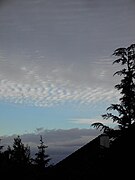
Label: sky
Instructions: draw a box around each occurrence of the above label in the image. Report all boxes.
[0,0,135,164]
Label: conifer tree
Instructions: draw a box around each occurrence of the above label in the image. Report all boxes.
[34,135,50,169]
[0,139,3,153]
[10,136,31,166]
[0,139,4,166]
[92,44,135,136]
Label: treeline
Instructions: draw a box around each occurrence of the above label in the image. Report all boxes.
[0,135,52,179]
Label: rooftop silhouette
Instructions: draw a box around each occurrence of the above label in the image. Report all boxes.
[50,123,135,179]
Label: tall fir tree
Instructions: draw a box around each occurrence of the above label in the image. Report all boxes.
[0,139,4,167]
[34,135,50,170]
[92,44,135,136]
[9,136,31,166]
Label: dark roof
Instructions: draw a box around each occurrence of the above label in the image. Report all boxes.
[52,134,107,179]
[55,135,100,168]
[50,124,135,179]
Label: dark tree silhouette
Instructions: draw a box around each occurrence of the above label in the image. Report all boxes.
[0,139,4,167]
[0,139,3,151]
[0,135,53,180]
[92,44,135,136]
[9,135,31,166]
[34,135,50,170]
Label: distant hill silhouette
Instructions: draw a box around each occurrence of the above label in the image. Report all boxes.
[50,124,135,179]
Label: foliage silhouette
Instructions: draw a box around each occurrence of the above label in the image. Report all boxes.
[8,135,31,166]
[0,139,3,152]
[92,43,135,137]
[34,135,51,170]
[0,135,52,180]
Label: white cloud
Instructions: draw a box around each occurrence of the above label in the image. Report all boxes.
[70,118,99,125]
[70,118,117,127]
[0,74,119,107]
[0,60,120,108]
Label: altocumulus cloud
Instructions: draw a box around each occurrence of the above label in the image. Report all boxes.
[0,128,101,164]
[0,72,119,108]
[0,0,130,108]
[0,62,121,109]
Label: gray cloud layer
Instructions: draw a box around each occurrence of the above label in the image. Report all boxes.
[0,0,135,107]
[0,128,100,164]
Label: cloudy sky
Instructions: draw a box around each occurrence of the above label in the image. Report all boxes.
[0,0,135,164]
